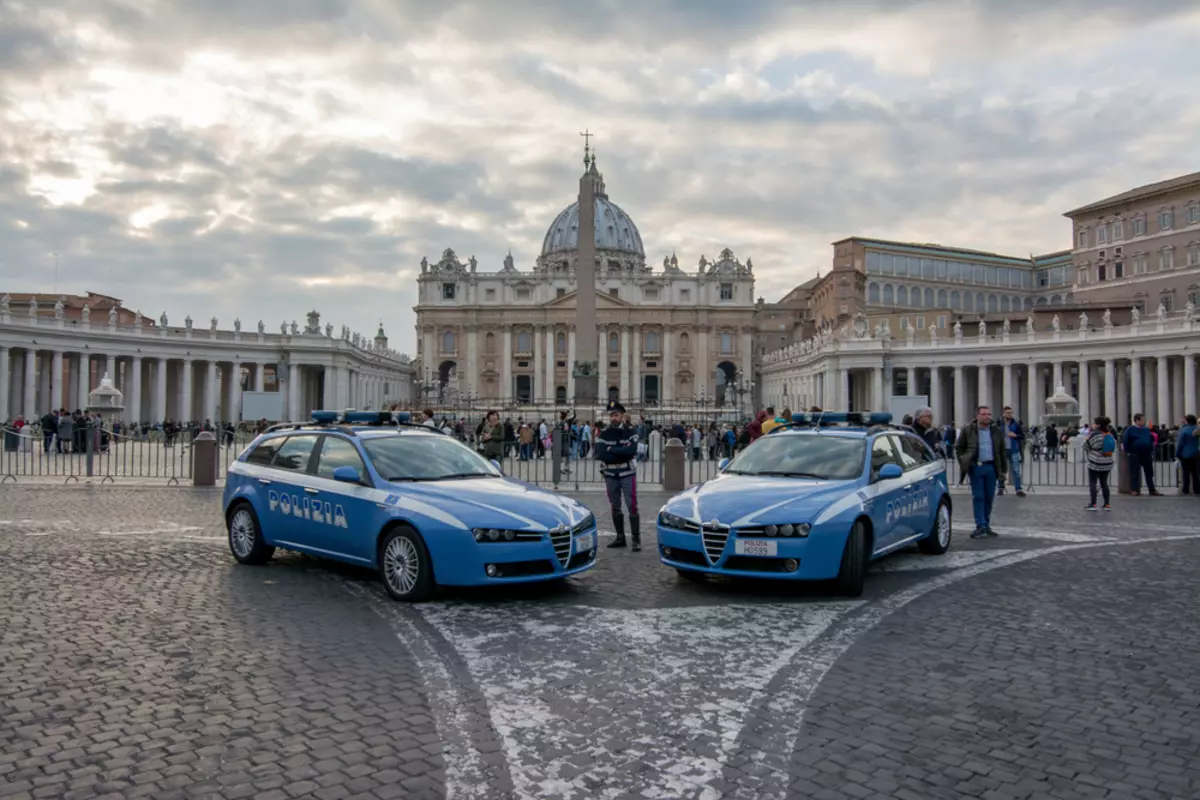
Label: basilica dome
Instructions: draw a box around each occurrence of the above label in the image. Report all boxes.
[540,196,645,258]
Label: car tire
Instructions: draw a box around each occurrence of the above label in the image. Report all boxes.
[227,502,275,565]
[918,499,952,555]
[833,520,867,597]
[379,526,435,602]
[676,568,708,583]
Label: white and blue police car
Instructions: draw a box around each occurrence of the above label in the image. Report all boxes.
[656,412,952,596]
[222,411,598,601]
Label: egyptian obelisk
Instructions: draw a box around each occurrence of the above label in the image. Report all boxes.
[572,132,600,407]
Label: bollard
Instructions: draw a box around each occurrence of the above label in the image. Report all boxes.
[551,427,563,488]
[663,437,686,491]
[193,431,218,486]
[1117,450,1132,495]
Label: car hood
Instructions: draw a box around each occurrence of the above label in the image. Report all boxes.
[390,476,589,530]
[662,473,860,527]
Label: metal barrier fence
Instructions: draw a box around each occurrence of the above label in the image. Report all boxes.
[492,434,727,490]
[0,426,251,485]
[942,446,1180,491]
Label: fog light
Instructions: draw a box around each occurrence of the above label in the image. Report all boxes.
[663,546,673,558]
[764,525,778,536]
[780,524,795,536]
[503,530,515,541]
[784,558,799,572]
[485,564,499,577]
[488,529,501,541]
[589,548,596,559]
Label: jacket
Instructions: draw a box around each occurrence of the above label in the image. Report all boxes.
[1120,425,1155,454]
[481,424,504,460]
[954,421,1009,477]
[1083,429,1115,472]
[1003,419,1025,454]
[1177,424,1199,460]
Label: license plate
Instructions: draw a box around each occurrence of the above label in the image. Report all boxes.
[575,533,594,552]
[735,538,777,557]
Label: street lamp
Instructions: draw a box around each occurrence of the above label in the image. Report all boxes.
[418,368,439,406]
[729,370,754,419]
[693,387,710,420]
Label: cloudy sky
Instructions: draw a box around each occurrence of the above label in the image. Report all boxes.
[3,0,1198,354]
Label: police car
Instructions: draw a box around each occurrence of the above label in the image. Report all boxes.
[222,411,598,601]
[656,412,952,596]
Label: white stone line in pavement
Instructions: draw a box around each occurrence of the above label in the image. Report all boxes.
[96,527,204,536]
[416,601,862,800]
[868,549,1021,572]
[988,528,1116,543]
[725,532,1200,800]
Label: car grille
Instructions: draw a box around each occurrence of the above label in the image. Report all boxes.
[550,527,572,567]
[674,519,702,533]
[702,529,729,564]
[735,526,767,537]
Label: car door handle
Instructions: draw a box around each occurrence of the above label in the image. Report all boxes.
[304,487,319,495]
[258,479,271,485]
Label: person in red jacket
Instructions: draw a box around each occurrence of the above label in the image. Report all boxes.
[746,410,769,443]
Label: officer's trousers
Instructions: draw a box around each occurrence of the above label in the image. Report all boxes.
[604,472,638,518]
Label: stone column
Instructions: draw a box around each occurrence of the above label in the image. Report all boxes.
[1078,360,1090,421]
[1171,359,1184,423]
[871,367,884,410]
[1185,355,1197,422]
[836,367,849,410]
[631,326,642,403]
[255,364,266,392]
[976,365,988,411]
[23,349,36,419]
[696,326,709,398]
[1026,364,1040,426]
[1089,363,1102,422]
[566,327,576,399]
[501,328,513,402]
[129,355,142,423]
[533,324,544,403]
[467,326,479,399]
[1156,356,1170,426]
[323,365,337,409]
[77,353,90,410]
[661,325,673,404]
[0,347,8,421]
[1002,364,1014,410]
[1104,359,1116,421]
[154,358,168,423]
[1052,362,1063,392]
[740,328,753,394]
[67,356,79,412]
[227,362,242,422]
[288,363,301,420]
[1116,362,1129,427]
[50,350,64,411]
[545,326,555,402]
[180,360,194,421]
[619,325,631,402]
[953,365,966,428]
[1130,357,1143,418]
[897,367,910,395]
[929,367,942,425]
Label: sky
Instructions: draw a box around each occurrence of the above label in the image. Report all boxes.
[2,0,1199,355]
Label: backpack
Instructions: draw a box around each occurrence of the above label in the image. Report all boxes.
[1101,433,1115,456]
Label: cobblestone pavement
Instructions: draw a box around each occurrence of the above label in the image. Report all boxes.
[1,486,1198,799]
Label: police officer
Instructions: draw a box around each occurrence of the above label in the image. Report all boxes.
[596,399,640,551]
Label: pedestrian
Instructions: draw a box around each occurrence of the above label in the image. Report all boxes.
[1120,413,1162,496]
[480,410,504,466]
[1083,416,1115,511]
[954,404,1008,538]
[1177,414,1199,495]
[595,399,641,551]
[910,406,942,452]
[998,406,1027,498]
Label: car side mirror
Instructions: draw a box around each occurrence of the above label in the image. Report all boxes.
[332,465,362,484]
[718,458,731,471]
[877,463,903,481]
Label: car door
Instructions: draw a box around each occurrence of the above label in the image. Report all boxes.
[310,435,379,563]
[867,435,910,549]
[896,434,938,536]
[262,434,322,551]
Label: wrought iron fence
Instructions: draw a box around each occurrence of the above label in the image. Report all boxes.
[407,402,752,427]
[941,445,1180,490]
[0,425,252,485]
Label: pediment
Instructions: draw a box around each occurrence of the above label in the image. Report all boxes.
[543,289,634,309]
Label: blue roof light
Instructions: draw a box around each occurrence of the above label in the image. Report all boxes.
[789,411,893,427]
[344,411,393,425]
[394,411,411,424]
[311,410,341,424]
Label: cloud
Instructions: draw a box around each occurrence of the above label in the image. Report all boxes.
[2,0,1199,351]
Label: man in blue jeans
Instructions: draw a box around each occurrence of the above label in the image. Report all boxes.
[997,406,1027,497]
[955,405,1009,538]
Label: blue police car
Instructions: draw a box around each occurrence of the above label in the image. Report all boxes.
[222,411,598,601]
[656,412,952,596]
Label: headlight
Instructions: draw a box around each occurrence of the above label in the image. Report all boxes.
[572,513,596,533]
[658,511,694,530]
[754,523,810,537]
[472,527,544,543]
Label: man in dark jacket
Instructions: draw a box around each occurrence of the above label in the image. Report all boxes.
[595,400,641,551]
[954,405,1009,538]
[997,406,1027,498]
[1120,413,1161,496]
[910,406,942,453]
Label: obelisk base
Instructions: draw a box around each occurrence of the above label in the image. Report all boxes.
[573,376,599,407]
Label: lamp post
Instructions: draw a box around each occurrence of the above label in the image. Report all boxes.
[693,387,710,421]
[418,368,439,407]
[729,370,754,419]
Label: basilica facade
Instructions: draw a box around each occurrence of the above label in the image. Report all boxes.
[413,161,758,413]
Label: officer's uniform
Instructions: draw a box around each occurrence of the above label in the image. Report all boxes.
[595,400,640,551]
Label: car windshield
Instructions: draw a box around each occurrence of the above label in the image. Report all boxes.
[363,434,502,482]
[724,434,865,480]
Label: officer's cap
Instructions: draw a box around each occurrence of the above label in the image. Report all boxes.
[606,399,626,415]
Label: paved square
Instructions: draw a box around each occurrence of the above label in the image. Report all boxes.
[2,486,1198,799]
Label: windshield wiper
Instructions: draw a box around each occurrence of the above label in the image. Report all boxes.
[750,470,828,479]
[438,472,498,480]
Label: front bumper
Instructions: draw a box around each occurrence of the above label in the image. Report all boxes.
[656,524,845,580]
[428,526,599,586]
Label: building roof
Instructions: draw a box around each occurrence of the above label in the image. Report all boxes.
[1063,170,1200,218]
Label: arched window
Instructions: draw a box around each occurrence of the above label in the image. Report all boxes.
[950,290,960,310]
[897,285,908,306]
[720,332,734,353]
[442,330,456,354]
[924,288,934,307]
[883,284,895,305]
[1051,295,1062,306]
[1001,296,1011,313]
[1024,297,1034,310]
[556,331,567,355]
[975,292,985,311]
[608,332,619,354]
[988,294,998,313]
[937,289,947,308]
[555,386,567,404]
[679,332,690,353]
[484,332,495,354]
[516,331,532,352]
[868,283,880,304]
[964,293,974,312]
[644,330,659,353]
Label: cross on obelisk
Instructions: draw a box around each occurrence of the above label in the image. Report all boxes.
[572,132,600,407]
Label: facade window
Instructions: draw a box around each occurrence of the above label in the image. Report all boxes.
[1037,270,1049,287]
[1001,296,1011,313]
[608,332,619,353]
[880,253,894,276]
[644,288,659,300]
[866,252,881,273]
[1096,263,1105,282]
[1188,286,1200,306]
[916,316,925,330]
[897,285,908,306]
[895,256,909,277]
[679,332,690,353]
[938,315,947,329]
[1078,266,1090,285]
[883,284,894,305]
[899,317,908,331]
[1160,248,1175,271]
[1188,243,1200,266]
[935,260,948,280]
[517,331,532,352]
[1159,209,1174,231]
[441,283,456,300]
[1077,228,1087,247]
[441,330,456,354]
[720,333,734,353]
[609,288,619,298]
[1190,205,1200,225]
[988,294,998,313]
[976,292,986,310]
[516,288,531,300]
[1133,217,1146,236]
[950,290,961,310]
[924,288,934,307]
[1135,254,1148,274]
[964,293,974,312]
[680,288,691,301]
[1113,219,1124,239]
[937,289,948,307]
[485,288,496,300]
[1161,294,1174,312]
[720,283,734,300]
[557,288,566,298]
[922,259,935,279]
[1096,224,1108,244]
[868,283,881,304]
[1113,260,1124,279]
[644,331,659,353]
[485,332,495,354]
[556,331,567,354]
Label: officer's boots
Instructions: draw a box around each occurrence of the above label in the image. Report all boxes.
[608,513,627,548]
[629,515,641,552]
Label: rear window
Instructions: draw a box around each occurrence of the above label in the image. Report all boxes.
[245,438,283,466]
